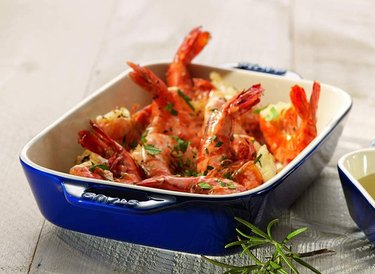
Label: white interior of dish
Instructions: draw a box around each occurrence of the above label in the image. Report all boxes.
[338,148,375,207]
[20,61,352,198]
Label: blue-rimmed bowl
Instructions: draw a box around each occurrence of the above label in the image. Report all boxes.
[20,61,352,255]
[338,148,375,243]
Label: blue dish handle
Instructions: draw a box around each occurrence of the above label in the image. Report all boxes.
[223,62,302,80]
[61,180,176,212]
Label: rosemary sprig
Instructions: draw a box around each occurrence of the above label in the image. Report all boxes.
[203,218,334,273]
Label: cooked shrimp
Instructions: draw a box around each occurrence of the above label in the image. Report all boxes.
[137,175,246,195]
[127,61,202,148]
[70,150,114,181]
[259,82,320,165]
[131,132,173,177]
[131,131,197,178]
[231,134,257,162]
[95,107,131,145]
[210,71,263,140]
[94,104,152,151]
[197,84,264,174]
[196,84,266,190]
[72,121,143,183]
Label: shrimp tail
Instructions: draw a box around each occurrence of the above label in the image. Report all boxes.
[225,84,263,118]
[127,61,172,107]
[309,81,321,120]
[173,26,211,64]
[78,130,114,159]
[166,26,211,95]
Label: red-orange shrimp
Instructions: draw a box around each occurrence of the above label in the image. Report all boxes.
[197,84,263,174]
[131,132,174,177]
[230,161,263,190]
[127,61,201,147]
[71,121,143,183]
[70,163,111,181]
[95,104,152,150]
[231,134,257,162]
[137,175,246,195]
[259,82,321,165]
[192,78,216,93]
[131,132,197,178]
[166,26,211,97]
[234,111,265,145]
[95,107,131,145]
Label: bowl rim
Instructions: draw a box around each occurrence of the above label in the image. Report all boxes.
[338,148,375,208]
[20,60,353,199]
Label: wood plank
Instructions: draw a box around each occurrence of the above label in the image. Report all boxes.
[293,0,375,90]
[0,0,116,272]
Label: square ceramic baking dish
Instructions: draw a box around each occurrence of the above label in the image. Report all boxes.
[20,62,352,255]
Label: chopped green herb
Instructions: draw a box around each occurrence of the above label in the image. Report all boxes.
[215,141,224,147]
[141,130,148,144]
[140,130,162,155]
[177,89,195,111]
[197,182,213,190]
[204,165,214,175]
[265,106,279,121]
[254,153,263,167]
[81,155,90,163]
[176,158,184,168]
[215,179,236,189]
[223,172,232,180]
[89,163,109,172]
[184,169,199,177]
[130,140,138,149]
[253,105,267,114]
[172,136,190,153]
[164,102,178,116]
[144,144,162,155]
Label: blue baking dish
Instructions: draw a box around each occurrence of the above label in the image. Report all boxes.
[20,62,352,255]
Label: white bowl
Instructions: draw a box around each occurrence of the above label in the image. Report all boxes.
[338,148,375,243]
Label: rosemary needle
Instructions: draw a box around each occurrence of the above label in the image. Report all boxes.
[203,218,331,274]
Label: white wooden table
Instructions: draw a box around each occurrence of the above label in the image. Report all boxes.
[1,0,375,273]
